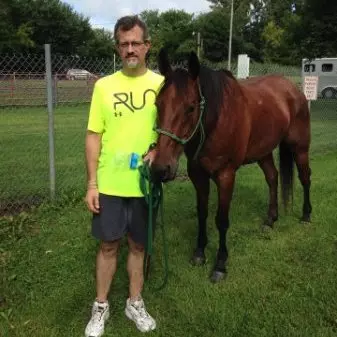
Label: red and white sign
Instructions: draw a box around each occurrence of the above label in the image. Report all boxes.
[304,76,318,100]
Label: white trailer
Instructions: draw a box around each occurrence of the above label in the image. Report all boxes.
[302,58,337,99]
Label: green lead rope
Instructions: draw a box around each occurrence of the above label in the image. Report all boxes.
[138,163,169,291]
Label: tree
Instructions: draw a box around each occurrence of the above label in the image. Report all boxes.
[202,1,260,62]
[0,0,33,53]
[83,28,115,59]
[298,0,337,59]
[0,0,95,55]
[140,10,162,63]
[141,9,195,63]
[261,20,285,62]
[195,10,231,62]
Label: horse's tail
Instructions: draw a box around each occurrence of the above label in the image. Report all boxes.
[279,140,294,212]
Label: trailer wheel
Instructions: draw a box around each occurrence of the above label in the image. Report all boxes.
[322,87,337,99]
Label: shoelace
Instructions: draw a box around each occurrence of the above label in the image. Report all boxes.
[92,306,106,323]
[132,303,149,320]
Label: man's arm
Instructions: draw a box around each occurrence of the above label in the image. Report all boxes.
[85,130,102,213]
[85,130,102,186]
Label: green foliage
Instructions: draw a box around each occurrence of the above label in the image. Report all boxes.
[0,0,114,58]
[14,23,35,49]
[0,0,336,65]
[194,9,230,62]
[262,20,285,62]
[298,0,337,59]
[84,28,115,59]
[141,9,195,63]
[5,0,93,54]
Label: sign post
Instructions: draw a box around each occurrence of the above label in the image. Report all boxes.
[303,76,318,111]
[237,54,250,79]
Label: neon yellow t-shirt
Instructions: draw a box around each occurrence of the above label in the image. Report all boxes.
[87,69,164,197]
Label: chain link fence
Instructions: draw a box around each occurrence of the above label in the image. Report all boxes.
[1,46,336,215]
[0,53,119,107]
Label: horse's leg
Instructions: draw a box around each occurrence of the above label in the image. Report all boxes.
[258,153,278,228]
[211,167,236,283]
[285,102,312,222]
[187,160,210,265]
[293,148,312,222]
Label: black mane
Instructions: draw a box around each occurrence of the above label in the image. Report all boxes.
[158,65,234,126]
[199,65,234,121]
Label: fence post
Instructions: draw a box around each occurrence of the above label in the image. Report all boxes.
[53,74,58,107]
[44,44,56,200]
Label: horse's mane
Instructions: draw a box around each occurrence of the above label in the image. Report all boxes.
[199,66,234,122]
[159,65,235,128]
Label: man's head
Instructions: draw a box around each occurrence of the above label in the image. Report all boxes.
[114,15,150,73]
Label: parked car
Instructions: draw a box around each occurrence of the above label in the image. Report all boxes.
[66,69,97,80]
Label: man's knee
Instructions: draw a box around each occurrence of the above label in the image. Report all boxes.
[99,240,120,258]
[127,235,145,254]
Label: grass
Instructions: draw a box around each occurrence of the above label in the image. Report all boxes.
[0,99,337,336]
[1,99,336,213]
[0,79,95,107]
[0,104,89,212]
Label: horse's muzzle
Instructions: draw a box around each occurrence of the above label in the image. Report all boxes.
[150,163,176,183]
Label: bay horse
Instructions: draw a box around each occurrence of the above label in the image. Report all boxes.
[150,49,312,283]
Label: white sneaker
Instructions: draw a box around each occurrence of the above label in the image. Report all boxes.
[125,297,156,332]
[85,301,110,337]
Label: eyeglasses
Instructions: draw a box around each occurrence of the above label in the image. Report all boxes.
[118,41,146,49]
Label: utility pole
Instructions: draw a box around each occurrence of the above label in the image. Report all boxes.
[197,32,201,58]
[228,0,234,70]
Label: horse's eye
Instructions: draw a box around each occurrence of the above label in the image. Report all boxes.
[186,106,194,114]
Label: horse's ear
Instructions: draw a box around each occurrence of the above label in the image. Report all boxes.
[158,48,172,77]
[188,51,200,80]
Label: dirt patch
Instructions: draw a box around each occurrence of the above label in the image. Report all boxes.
[176,173,190,181]
[0,197,43,217]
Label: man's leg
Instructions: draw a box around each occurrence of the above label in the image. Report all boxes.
[86,194,127,337]
[127,235,145,300]
[124,198,156,332]
[126,197,158,300]
[91,195,126,301]
[85,240,120,337]
[96,240,120,302]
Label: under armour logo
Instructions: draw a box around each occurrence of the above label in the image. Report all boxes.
[114,112,122,117]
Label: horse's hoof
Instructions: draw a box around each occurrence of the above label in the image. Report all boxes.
[261,223,273,232]
[300,215,311,223]
[210,270,226,283]
[190,255,206,266]
[262,217,275,229]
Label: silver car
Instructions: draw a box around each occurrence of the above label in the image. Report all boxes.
[66,69,97,80]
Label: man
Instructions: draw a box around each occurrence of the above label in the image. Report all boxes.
[84,15,163,337]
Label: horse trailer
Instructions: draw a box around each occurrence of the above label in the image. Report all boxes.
[302,57,337,99]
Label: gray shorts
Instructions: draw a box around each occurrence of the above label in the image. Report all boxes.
[92,194,157,246]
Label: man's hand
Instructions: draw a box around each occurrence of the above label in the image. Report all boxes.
[143,148,157,166]
[85,186,100,213]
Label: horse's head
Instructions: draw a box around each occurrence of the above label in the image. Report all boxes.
[151,48,204,182]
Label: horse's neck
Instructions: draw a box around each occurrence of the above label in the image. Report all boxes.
[204,76,238,125]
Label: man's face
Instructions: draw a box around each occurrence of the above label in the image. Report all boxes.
[116,25,150,69]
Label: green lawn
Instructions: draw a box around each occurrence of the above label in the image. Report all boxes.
[1,99,337,336]
[1,99,336,213]
[0,79,95,107]
[0,104,89,212]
